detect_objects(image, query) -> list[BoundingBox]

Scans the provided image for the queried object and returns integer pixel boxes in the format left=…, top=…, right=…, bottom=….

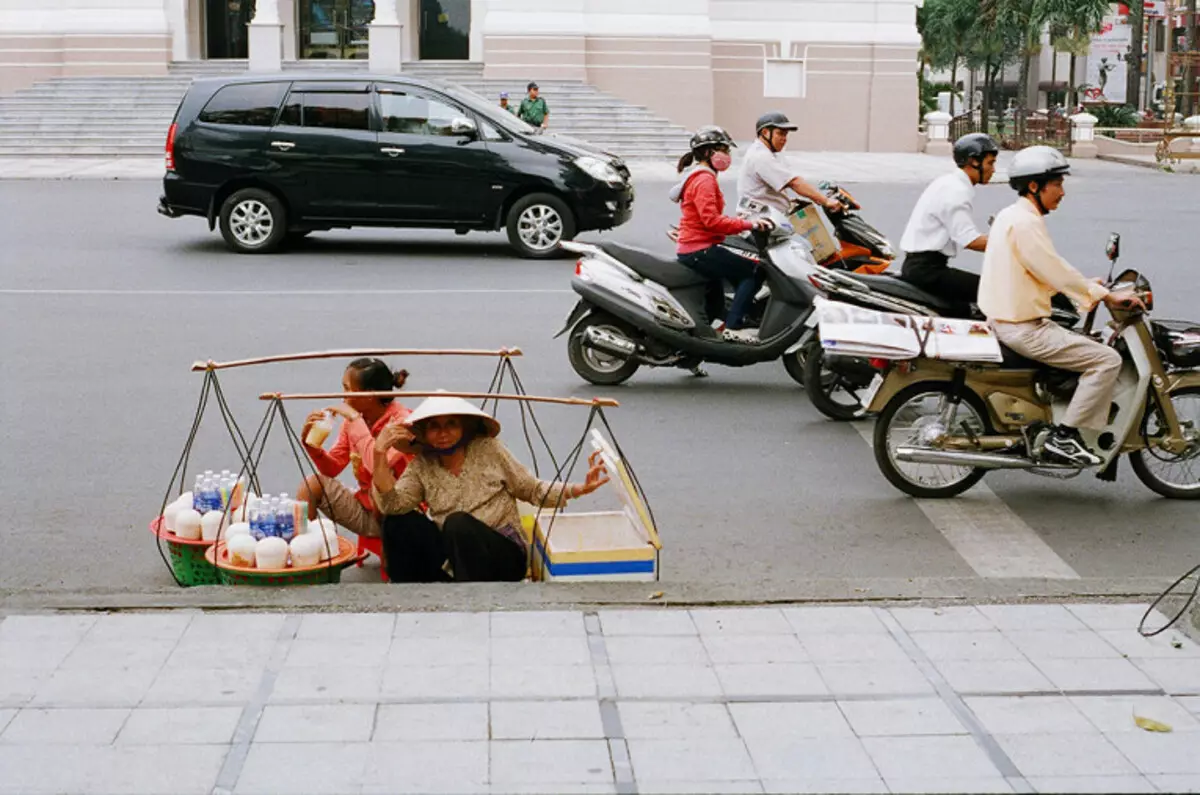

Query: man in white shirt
left=897, top=133, right=998, bottom=314
left=737, top=112, right=843, bottom=216
left=980, top=146, right=1142, bottom=467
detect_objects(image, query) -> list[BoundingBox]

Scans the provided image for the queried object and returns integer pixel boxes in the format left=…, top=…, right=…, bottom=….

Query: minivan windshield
left=442, top=83, right=539, bottom=137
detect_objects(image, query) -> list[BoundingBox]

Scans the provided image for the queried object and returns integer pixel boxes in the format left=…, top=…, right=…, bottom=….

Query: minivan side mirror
left=1105, top=232, right=1120, bottom=262
left=450, top=117, right=477, bottom=137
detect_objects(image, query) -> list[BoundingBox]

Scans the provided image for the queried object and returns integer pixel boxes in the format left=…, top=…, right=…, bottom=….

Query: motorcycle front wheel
left=803, top=345, right=874, bottom=421
left=1129, top=386, right=1200, bottom=500
left=567, top=313, right=642, bottom=386
left=874, top=383, right=991, bottom=499
left=782, top=346, right=808, bottom=387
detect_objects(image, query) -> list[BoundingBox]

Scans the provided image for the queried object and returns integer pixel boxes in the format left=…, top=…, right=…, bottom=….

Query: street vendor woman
left=371, top=393, right=609, bottom=583
left=297, top=358, right=412, bottom=540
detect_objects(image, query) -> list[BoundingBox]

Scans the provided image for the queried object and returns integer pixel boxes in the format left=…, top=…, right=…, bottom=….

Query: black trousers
left=899, top=250, right=979, bottom=316
left=382, top=511, right=527, bottom=583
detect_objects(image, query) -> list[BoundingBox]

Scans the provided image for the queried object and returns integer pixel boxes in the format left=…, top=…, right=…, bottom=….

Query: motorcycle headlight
left=575, top=156, right=625, bottom=186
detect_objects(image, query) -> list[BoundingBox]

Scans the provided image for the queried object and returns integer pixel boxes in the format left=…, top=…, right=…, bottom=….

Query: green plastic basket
left=205, top=537, right=365, bottom=587
left=150, top=519, right=220, bottom=587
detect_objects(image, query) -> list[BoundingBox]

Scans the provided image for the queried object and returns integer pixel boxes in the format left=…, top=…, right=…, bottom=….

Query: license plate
left=860, top=373, right=884, bottom=410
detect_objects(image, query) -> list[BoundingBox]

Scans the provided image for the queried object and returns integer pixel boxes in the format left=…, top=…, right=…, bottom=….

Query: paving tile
left=861, top=735, right=1001, bottom=779
left=1132, top=658, right=1200, bottom=694
left=883, top=777, right=1013, bottom=793
left=628, top=738, right=757, bottom=782
left=1005, top=630, right=1125, bottom=660
left=598, top=610, right=697, bottom=636
left=1066, top=603, right=1157, bottom=631
left=58, top=638, right=178, bottom=671
left=0, top=745, right=95, bottom=794
left=117, top=706, right=242, bottom=744
left=295, top=612, right=395, bottom=639
left=0, top=709, right=13, bottom=734
left=393, top=611, right=490, bottom=639
left=729, top=701, right=854, bottom=738
left=798, top=632, right=908, bottom=662
left=255, top=704, right=376, bottom=743
left=490, top=739, right=614, bottom=784
left=910, top=630, right=1025, bottom=661
left=234, top=742, right=370, bottom=794
left=491, top=664, right=597, bottom=699
left=491, top=611, right=587, bottom=638
left=387, top=635, right=490, bottom=666
left=996, top=732, right=1137, bottom=776
left=701, top=633, right=808, bottom=664
left=716, top=662, right=829, bottom=698
left=0, top=707, right=130, bottom=744
left=1098, top=628, right=1200, bottom=658
left=494, top=636, right=590, bottom=665
left=1027, top=775, right=1156, bottom=793
left=782, top=607, right=888, bottom=634
left=1178, top=696, right=1200, bottom=716
left=640, top=782, right=764, bottom=794
left=490, top=785, right=618, bottom=795
left=933, top=660, right=1056, bottom=694
left=374, top=702, right=487, bottom=741
left=268, top=664, right=384, bottom=704
left=1107, top=731, right=1200, bottom=774
left=491, top=700, right=605, bottom=739
left=0, top=615, right=97, bottom=642
left=1070, top=695, right=1200, bottom=733
left=744, top=736, right=878, bottom=780
left=362, top=740, right=488, bottom=793
left=31, top=665, right=160, bottom=707
left=1147, top=775, right=1200, bottom=793
left=86, top=613, right=194, bottom=642
left=816, top=660, right=935, bottom=696
left=167, top=636, right=277, bottom=669
left=964, top=696, right=1096, bottom=734
left=689, top=608, right=792, bottom=635
left=285, top=637, right=391, bottom=668
left=978, top=604, right=1087, bottom=631
left=0, top=670, right=50, bottom=708
left=183, top=613, right=287, bottom=642
left=604, top=635, right=708, bottom=665
left=762, top=778, right=887, bottom=794
left=143, top=664, right=265, bottom=706
left=380, top=664, right=491, bottom=700
left=610, top=664, right=722, bottom=699
left=104, top=745, right=230, bottom=795
left=0, top=640, right=80, bottom=670
left=1035, top=658, right=1159, bottom=692
left=618, top=702, right=737, bottom=739
left=837, top=697, right=967, bottom=736
left=889, top=606, right=995, bottom=632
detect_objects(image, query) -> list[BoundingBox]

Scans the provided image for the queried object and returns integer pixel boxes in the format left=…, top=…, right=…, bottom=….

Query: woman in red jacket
left=670, top=126, right=774, bottom=343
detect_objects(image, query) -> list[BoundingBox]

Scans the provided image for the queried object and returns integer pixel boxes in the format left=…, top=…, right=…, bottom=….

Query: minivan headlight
left=575, top=156, right=624, bottom=186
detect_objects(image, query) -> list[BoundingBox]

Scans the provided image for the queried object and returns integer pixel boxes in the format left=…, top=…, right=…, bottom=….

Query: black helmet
left=755, top=111, right=798, bottom=134
left=952, top=133, right=999, bottom=167
left=689, top=125, right=736, bottom=153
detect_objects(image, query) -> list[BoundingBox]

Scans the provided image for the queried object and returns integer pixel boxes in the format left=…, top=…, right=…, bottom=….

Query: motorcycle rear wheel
left=874, top=383, right=991, bottom=499
left=567, top=313, right=642, bottom=386
left=782, top=346, right=808, bottom=387
left=1129, top=386, right=1200, bottom=500
left=803, top=345, right=873, bottom=421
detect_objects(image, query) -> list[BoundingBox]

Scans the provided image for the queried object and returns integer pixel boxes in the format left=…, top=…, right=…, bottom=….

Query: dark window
left=279, top=91, right=372, bottom=131
left=378, top=91, right=463, bottom=136
left=198, top=83, right=288, bottom=126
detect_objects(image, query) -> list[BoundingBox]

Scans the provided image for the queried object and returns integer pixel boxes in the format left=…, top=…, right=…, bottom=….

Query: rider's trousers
left=991, top=318, right=1123, bottom=430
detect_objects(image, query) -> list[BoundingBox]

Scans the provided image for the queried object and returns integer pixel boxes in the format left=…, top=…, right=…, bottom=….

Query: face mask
left=710, top=151, right=732, bottom=172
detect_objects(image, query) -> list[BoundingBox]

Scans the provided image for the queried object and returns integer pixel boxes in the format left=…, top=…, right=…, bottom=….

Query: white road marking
left=0, top=288, right=572, bottom=296
left=853, top=421, right=1080, bottom=580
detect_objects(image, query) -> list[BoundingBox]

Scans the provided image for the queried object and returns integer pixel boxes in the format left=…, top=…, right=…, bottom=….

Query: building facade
left=0, top=0, right=922, bottom=151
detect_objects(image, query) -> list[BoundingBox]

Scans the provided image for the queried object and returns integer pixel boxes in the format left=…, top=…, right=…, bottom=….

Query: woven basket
left=204, top=536, right=365, bottom=586
left=150, top=518, right=220, bottom=587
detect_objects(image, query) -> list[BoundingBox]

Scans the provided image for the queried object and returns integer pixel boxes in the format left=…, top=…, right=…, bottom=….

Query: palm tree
left=1043, top=0, right=1111, bottom=108
left=918, top=0, right=978, bottom=114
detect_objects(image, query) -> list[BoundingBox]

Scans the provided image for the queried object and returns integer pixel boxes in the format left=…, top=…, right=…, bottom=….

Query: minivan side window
left=279, top=92, right=372, bottom=131
left=198, top=82, right=289, bottom=126
left=378, top=91, right=464, bottom=136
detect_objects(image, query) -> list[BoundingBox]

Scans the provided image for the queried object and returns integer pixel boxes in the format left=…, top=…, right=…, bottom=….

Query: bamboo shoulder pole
left=258, top=391, right=619, bottom=408
left=192, top=347, right=523, bottom=372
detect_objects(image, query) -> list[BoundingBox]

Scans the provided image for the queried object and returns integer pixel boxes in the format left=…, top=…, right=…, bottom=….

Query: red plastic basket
left=204, top=536, right=366, bottom=586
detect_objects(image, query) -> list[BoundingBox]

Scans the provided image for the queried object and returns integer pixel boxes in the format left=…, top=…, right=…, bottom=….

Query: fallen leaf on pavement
left=648, top=591, right=664, bottom=600
left=1134, top=714, right=1173, bottom=733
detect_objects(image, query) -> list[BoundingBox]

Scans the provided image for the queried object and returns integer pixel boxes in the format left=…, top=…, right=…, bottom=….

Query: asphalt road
left=1, top=163, right=1198, bottom=605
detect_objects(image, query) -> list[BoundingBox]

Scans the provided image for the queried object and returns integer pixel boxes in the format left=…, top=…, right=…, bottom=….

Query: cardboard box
left=531, top=430, right=661, bottom=582
left=790, top=204, right=841, bottom=263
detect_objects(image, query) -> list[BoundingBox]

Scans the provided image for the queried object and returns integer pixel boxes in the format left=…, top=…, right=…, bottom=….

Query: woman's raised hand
left=326, top=404, right=360, bottom=421
left=374, top=421, right=415, bottom=454
left=573, top=451, right=611, bottom=498
left=301, top=409, right=326, bottom=444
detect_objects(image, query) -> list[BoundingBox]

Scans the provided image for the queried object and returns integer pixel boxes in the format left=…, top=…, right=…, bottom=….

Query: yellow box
left=790, top=204, right=841, bottom=263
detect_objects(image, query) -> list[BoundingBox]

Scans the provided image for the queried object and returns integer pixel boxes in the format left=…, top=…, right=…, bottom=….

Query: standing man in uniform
left=499, top=92, right=516, bottom=115
left=737, top=111, right=844, bottom=216
left=517, top=82, right=549, bottom=131
left=897, top=133, right=999, bottom=314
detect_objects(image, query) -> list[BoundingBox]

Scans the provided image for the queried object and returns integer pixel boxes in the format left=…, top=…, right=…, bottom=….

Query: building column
left=166, top=0, right=188, bottom=62
left=469, top=0, right=487, bottom=62
left=370, top=0, right=404, bottom=73
left=249, top=0, right=284, bottom=71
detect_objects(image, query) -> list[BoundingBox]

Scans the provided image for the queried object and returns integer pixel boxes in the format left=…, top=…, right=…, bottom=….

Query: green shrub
left=1091, top=104, right=1138, bottom=128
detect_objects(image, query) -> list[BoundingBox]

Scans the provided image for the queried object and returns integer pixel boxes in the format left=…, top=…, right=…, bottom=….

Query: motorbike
left=813, top=181, right=895, bottom=275
left=866, top=234, right=1200, bottom=500
left=556, top=209, right=823, bottom=385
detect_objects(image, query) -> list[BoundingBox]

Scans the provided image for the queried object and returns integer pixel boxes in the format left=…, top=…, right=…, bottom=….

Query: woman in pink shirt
left=297, top=358, right=412, bottom=541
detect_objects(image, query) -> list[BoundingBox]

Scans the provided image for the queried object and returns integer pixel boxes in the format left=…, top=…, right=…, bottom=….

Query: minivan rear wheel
left=506, top=193, right=575, bottom=259
left=219, top=188, right=287, bottom=254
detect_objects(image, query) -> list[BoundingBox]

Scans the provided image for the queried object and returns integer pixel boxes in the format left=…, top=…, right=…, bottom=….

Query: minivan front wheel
left=219, top=188, right=287, bottom=254
left=506, top=193, right=575, bottom=259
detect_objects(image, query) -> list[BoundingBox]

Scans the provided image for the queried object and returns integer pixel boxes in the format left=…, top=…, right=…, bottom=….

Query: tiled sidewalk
left=1, top=604, right=1198, bottom=794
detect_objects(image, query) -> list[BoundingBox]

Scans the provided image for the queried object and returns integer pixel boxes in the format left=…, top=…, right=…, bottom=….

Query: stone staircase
left=0, top=60, right=689, bottom=159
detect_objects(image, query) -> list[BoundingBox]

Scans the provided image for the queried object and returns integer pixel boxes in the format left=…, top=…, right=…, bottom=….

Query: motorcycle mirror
left=1105, top=232, right=1120, bottom=282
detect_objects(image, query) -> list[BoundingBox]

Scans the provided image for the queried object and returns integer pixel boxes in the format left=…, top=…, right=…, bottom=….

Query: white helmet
left=1008, top=145, right=1070, bottom=190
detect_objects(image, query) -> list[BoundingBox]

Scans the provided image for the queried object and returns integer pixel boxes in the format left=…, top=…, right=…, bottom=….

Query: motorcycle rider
left=737, top=111, right=844, bottom=216
left=670, top=125, right=774, bottom=344
left=898, top=133, right=998, bottom=314
left=978, top=145, right=1144, bottom=467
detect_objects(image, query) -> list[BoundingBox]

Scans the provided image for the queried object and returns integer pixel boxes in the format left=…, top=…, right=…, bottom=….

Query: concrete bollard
left=1070, top=112, right=1098, bottom=159
left=1185, top=116, right=1200, bottom=154
left=923, top=111, right=952, bottom=156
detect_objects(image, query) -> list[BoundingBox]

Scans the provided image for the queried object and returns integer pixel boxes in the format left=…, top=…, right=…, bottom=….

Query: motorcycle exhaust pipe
left=894, top=446, right=1038, bottom=470
left=582, top=326, right=639, bottom=358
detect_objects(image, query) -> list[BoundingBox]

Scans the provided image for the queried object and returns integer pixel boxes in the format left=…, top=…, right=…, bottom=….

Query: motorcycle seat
left=599, top=242, right=709, bottom=289
left=846, top=273, right=956, bottom=315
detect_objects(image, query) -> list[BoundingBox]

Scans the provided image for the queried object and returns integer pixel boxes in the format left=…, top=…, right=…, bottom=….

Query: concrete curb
left=1097, top=152, right=1200, bottom=174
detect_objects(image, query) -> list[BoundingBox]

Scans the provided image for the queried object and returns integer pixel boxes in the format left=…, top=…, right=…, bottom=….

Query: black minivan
left=158, top=74, right=635, bottom=258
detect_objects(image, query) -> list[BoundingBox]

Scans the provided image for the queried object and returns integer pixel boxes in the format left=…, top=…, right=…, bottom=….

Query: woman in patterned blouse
left=371, top=394, right=609, bottom=583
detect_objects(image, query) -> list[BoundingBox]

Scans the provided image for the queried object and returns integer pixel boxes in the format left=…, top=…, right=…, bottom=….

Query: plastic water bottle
left=249, top=499, right=266, bottom=541
left=276, top=496, right=295, bottom=542
left=261, top=498, right=279, bottom=538
left=192, top=474, right=206, bottom=512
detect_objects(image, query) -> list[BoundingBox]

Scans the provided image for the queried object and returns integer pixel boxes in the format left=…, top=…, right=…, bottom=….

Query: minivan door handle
left=380, top=147, right=406, bottom=157
left=270, top=141, right=296, bottom=151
